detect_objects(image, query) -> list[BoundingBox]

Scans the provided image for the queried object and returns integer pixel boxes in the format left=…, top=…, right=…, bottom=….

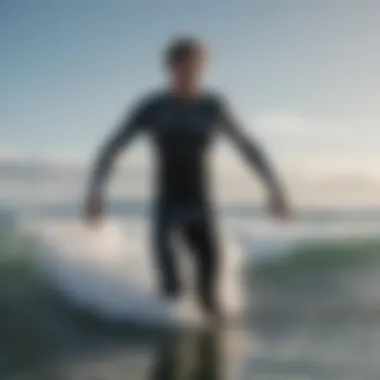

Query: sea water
left=1, top=201, right=380, bottom=379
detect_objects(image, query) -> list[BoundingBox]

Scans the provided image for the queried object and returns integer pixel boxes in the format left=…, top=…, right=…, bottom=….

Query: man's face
left=169, top=49, right=207, bottom=89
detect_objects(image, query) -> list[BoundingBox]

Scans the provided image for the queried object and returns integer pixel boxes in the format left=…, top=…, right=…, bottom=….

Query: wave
left=0, top=213, right=379, bottom=327
left=0, top=218, right=379, bottom=315
left=2, top=209, right=380, bottom=378
left=253, top=237, right=380, bottom=273
left=2, top=216, right=380, bottom=372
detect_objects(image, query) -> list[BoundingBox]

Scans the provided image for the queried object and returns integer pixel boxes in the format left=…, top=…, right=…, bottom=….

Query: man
left=84, top=36, right=290, bottom=320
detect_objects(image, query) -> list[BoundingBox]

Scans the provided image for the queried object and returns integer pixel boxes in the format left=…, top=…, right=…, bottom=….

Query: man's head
left=164, top=36, right=208, bottom=94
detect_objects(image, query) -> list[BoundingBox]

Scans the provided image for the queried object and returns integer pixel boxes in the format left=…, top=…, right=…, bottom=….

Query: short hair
left=164, top=36, right=205, bottom=65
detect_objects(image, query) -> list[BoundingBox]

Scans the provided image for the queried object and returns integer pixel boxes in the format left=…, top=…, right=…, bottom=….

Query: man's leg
left=181, top=210, right=221, bottom=317
left=153, top=203, right=181, bottom=298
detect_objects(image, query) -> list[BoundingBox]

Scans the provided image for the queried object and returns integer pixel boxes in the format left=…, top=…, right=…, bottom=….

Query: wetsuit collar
left=167, top=86, right=203, bottom=103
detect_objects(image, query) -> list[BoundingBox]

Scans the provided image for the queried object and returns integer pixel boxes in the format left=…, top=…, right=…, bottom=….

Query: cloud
left=251, top=112, right=380, bottom=170
left=255, top=112, right=380, bottom=146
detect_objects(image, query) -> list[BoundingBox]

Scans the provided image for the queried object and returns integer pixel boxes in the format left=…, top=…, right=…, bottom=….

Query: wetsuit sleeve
left=218, top=98, right=283, bottom=196
left=88, top=98, right=154, bottom=195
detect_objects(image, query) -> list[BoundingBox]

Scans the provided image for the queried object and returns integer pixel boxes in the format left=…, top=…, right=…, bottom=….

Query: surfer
left=84, top=36, right=290, bottom=321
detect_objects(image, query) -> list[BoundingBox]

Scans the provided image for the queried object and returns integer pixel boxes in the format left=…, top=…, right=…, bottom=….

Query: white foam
left=229, top=218, right=380, bottom=263
left=27, top=218, right=245, bottom=327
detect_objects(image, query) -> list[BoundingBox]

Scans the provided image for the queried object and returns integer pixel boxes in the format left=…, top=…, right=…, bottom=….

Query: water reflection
left=2, top=325, right=245, bottom=379
left=150, top=329, right=226, bottom=380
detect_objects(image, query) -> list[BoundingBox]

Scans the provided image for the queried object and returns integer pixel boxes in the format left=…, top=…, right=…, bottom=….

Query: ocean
left=1, top=199, right=380, bottom=380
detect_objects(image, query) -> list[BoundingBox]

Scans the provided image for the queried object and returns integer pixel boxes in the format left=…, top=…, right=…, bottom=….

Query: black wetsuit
left=89, top=90, right=281, bottom=314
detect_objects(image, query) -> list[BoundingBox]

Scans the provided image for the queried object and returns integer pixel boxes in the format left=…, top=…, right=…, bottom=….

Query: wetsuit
left=89, top=90, right=281, bottom=315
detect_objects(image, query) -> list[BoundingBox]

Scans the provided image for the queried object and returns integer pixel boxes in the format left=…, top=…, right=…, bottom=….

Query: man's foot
left=200, top=297, right=225, bottom=326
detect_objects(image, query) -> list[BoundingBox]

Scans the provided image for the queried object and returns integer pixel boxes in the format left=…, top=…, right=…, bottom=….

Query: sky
left=1, top=0, right=380, bottom=205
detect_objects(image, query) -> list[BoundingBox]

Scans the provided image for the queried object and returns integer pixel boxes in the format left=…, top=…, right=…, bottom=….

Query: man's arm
left=89, top=121, right=138, bottom=196
left=85, top=98, right=154, bottom=222
left=218, top=98, right=290, bottom=217
left=218, top=100, right=281, bottom=195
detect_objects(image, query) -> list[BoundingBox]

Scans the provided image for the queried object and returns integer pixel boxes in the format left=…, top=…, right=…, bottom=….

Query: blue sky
left=1, top=1, right=380, bottom=180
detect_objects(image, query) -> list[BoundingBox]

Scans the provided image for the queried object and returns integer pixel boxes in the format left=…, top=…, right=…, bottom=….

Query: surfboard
left=28, top=218, right=246, bottom=328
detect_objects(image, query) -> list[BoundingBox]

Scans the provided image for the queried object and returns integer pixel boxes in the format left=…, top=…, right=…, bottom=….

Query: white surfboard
left=27, top=218, right=246, bottom=328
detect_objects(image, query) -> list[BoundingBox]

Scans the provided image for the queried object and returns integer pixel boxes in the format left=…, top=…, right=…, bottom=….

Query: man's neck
left=171, top=84, right=202, bottom=99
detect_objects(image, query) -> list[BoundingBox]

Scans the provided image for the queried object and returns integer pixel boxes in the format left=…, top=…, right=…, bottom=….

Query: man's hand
left=84, top=191, right=103, bottom=226
left=268, top=193, right=292, bottom=220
